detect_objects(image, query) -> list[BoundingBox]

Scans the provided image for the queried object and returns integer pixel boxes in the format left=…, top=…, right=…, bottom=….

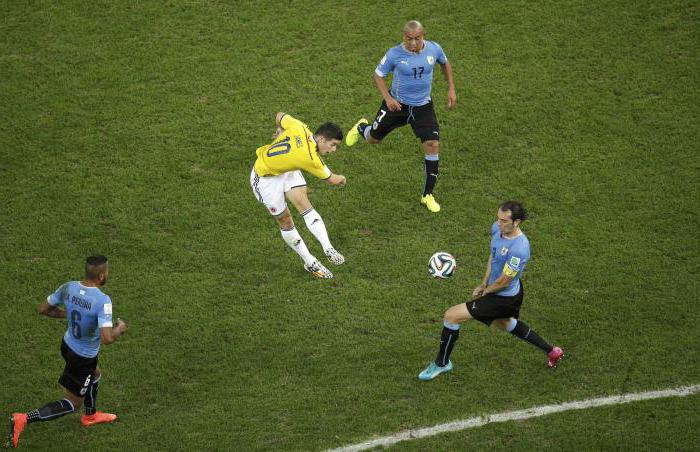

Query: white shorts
left=250, top=168, right=306, bottom=216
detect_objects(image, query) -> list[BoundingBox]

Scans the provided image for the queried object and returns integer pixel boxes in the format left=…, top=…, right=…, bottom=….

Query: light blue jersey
left=375, top=40, right=448, bottom=107
left=48, top=281, right=113, bottom=358
left=488, top=222, right=531, bottom=296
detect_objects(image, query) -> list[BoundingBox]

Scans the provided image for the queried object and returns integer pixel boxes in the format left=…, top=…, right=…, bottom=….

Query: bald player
left=346, top=20, right=456, bottom=213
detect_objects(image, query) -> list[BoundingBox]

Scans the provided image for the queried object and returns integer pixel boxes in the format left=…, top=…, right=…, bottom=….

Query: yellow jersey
left=253, top=114, right=331, bottom=179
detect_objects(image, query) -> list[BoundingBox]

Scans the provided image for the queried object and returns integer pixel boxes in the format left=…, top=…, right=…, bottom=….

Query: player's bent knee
left=422, top=140, right=440, bottom=154
left=274, top=210, right=294, bottom=229
left=493, top=319, right=510, bottom=330
left=444, top=303, right=471, bottom=324
left=65, top=393, right=84, bottom=409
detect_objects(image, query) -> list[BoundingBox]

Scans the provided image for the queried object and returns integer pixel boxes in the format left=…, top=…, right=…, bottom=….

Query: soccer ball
left=428, top=252, right=456, bottom=279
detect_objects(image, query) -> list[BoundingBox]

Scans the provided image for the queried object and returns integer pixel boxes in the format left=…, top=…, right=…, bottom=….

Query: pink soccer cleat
left=547, top=346, right=564, bottom=368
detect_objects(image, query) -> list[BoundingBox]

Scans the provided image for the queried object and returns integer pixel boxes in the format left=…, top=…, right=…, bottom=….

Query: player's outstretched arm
left=37, top=300, right=66, bottom=318
left=325, top=173, right=346, bottom=187
left=100, top=318, right=127, bottom=345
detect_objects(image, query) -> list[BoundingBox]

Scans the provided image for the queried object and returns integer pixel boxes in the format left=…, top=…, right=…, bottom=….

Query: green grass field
left=1, top=1, right=699, bottom=450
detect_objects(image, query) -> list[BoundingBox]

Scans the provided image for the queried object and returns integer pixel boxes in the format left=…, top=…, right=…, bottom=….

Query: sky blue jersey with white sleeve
left=488, top=222, right=531, bottom=296
left=48, top=281, right=113, bottom=358
left=374, top=40, right=448, bottom=107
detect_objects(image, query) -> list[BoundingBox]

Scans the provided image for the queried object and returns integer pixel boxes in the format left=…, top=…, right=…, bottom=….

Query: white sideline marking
left=327, top=384, right=700, bottom=452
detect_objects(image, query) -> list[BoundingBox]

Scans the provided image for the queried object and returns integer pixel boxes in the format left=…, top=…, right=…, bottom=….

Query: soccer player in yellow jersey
left=250, top=112, right=346, bottom=279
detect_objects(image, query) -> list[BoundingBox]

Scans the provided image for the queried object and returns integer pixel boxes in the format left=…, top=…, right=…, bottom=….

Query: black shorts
left=466, top=285, right=524, bottom=326
left=59, top=339, right=98, bottom=397
left=368, top=100, right=440, bottom=143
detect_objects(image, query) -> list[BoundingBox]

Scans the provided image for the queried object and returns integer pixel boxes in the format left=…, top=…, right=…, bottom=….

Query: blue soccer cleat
left=418, top=360, right=453, bottom=381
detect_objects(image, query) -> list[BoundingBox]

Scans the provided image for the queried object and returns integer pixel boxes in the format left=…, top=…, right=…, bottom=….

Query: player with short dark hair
left=7, top=256, right=127, bottom=448
left=345, top=20, right=456, bottom=213
left=250, top=112, right=346, bottom=279
left=315, top=122, right=344, bottom=142
left=418, top=202, right=564, bottom=381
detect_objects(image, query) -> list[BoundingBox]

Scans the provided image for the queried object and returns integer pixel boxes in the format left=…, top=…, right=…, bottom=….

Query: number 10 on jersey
left=267, top=136, right=291, bottom=157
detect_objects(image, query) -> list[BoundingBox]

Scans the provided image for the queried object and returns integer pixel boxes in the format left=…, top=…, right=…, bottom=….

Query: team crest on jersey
left=500, top=247, right=508, bottom=256
left=270, top=207, right=277, bottom=213
left=295, top=136, right=303, bottom=147
left=509, top=256, right=521, bottom=269
left=427, top=56, right=435, bottom=65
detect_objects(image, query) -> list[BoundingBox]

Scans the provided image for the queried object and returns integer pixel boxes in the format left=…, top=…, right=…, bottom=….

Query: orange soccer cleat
left=7, top=413, right=27, bottom=448
left=81, top=411, right=117, bottom=427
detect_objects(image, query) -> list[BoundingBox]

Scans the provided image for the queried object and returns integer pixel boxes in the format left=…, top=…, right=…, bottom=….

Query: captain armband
left=502, top=263, right=519, bottom=278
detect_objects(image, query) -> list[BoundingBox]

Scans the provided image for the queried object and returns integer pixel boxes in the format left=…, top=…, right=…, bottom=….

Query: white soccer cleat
left=304, top=260, right=333, bottom=279
left=324, top=248, right=345, bottom=265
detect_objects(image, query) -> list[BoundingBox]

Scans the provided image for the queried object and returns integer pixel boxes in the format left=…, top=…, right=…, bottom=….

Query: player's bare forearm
left=373, top=73, right=401, bottom=111
left=273, top=112, right=286, bottom=138
left=440, top=62, right=457, bottom=107
left=37, top=300, right=66, bottom=318
left=483, top=274, right=513, bottom=295
left=372, top=73, right=392, bottom=101
left=473, top=256, right=492, bottom=297
left=101, top=318, right=127, bottom=345
left=44, top=307, right=66, bottom=318
left=481, top=255, right=493, bottom=285
left=441, top=62, right=455, bottom=90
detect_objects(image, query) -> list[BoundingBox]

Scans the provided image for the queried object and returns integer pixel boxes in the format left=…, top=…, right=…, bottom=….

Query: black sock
left=26, top=399, right=74, bottom=423
left=84, top=377, right=101, bottom=415
left=423, top=158, right=439, bottom=196
left=510, top=320, right=553, bottom=353
left=435, top=326, right=460, bottom=366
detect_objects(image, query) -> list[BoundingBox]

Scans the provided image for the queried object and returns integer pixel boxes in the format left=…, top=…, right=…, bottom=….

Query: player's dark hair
left=85, top=255, right=108, bottom=279
left=315, top=122, right=343, bottom=141
left=500, top=201, right=527, bottom=222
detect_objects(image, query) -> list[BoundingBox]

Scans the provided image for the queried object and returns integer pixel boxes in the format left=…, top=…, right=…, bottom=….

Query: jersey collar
left=500, top=230, right=523, bottom=240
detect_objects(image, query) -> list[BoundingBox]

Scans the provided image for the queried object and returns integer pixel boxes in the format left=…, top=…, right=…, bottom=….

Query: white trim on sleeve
left=374, top=68, right=386, bottom=77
